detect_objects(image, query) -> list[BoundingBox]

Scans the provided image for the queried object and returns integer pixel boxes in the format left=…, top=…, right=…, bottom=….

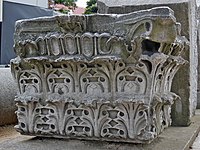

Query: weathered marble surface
left=196, top=2, right=200, bottom=109
left=11, top=7, right=187, bottom=143
left=0, top=68, right=17, bottom=125
left=97, top=0, right=197, bottom=127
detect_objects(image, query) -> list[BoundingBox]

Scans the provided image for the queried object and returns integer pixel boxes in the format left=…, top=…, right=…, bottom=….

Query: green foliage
left=84, top=0, right=97, bottom=14
left=85, top=4, right=97, bottom=14
left=59, top=9, right=70, bottom=14
left=86, top=0, right=96, bottom=7
left=54, top=0, right=65, bottom=4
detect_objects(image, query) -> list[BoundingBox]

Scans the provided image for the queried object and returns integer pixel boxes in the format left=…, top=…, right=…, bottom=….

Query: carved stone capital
left=11, top=7, right=188, bottom=143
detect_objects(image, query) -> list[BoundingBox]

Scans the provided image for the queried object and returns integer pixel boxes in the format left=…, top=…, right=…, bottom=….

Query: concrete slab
left=1, top=110, right=200, bottom=150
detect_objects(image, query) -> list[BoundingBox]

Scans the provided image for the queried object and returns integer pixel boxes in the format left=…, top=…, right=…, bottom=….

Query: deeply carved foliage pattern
left=11, top=7, right=187, bottom=143
left=16, top=101, right=150, bottom=141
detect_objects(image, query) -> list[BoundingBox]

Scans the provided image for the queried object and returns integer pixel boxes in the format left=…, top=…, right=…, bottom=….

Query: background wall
left=0, top=1, right=53, bottom=64
left=4, top=0, right=48, bottom=8
left=0, top=0, right=2, bottom=22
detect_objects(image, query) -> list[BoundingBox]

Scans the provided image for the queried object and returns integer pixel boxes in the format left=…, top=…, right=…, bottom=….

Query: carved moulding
left=11, top=7, right=188, bottom=143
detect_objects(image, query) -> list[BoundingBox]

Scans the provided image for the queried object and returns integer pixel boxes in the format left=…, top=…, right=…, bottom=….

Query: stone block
left=11, top=7, right=187, bottom=143
left=97, top=0, right=197, bottom=126
left=0, top=68, right=17, bottom=125
left=196, top=2, right=200, bottom=109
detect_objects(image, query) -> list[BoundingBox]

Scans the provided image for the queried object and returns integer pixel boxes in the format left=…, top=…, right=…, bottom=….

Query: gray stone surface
left=97, top=0, right=198, bottom=127
left=196, top=1, right=200, bottom=109
left=0, top=68, right=17, bottom=125
left=1, top=110, right=200, bottom=150
left=11, top=7, right=187, bottom=143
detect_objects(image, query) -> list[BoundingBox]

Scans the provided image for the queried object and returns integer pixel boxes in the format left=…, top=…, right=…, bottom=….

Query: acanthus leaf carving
left=11, top=7, right=188, bottom=143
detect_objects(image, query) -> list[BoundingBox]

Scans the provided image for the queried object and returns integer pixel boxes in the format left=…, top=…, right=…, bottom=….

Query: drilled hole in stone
left=34, top=79, right=38, bottom=83
left=119, top=112, right=124, bottom=117
left=158, top=74, right=162, bottom=79
left=15, top=67, right=19, bottom=71
left=68, top=126, right=72, bottom=131
left=119, top=63, right=123, bottom=67
left=119, top=130, right=124, bottom=135
left=20, top=107, right=25, bottom=112
left=167, top=76, right=170, bottom=81
left=163, top=120, right=166, bottom=126
left=85, top=127, right=90, bottom=132
left=80, top=64, right=84, bottom=68
left=145, top=22, right=151, bottom=31
left=63, top=64, right=68, bottom=68
left=150, top=126, right=154, bottom=132
left=139, top=63, right=144, bottom=67
left=103, top=129, right=107, bottom=133
left=32, top=65, right=35, bottom=69
left=21, top=123, right=25, bottom=128
left=119, top=76, right=124, bottom=81
left=84, top=110, right=89, bottom=115
left=128, top=44, right=133, bottom=52
left=49, top=78, right=53, bottom=83
left=100, top=77, right=105, bottom=82
left=51, top=124, right=55, bottom=129
left=46, top=64, right=51, bottom=68
left=72, top=133, right=76, bottom=136
left=102, top=111, right=107, bottom=116
left=20, top=80, right=24, bottom=84
left=82, top=78, right=87, bottom=82
left=67, top=110, right=71, bottom=114
left=50, top=109, right=54, bottom=113
left=155, top=128, right=157, bottom=133
left=35, top=109, right=39, bottom=113
left=66, top=78, right=70, bottom=83
left=137, top=78, right=143, bottom=83
left=139, top=111, right=143, bottom=116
